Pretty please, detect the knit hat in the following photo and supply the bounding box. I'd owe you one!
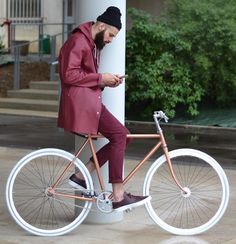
[97,6,122,30]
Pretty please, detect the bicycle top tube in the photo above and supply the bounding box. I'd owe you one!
[77,132,161,139]
[76,111,169,139]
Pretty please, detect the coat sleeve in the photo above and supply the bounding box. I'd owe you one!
[59,37,102,88]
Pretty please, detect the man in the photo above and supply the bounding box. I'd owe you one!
[58,6,151,212]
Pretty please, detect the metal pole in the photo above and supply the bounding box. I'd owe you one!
[38,23,43,59]
[13,46,20,90]
[50,35,56,81]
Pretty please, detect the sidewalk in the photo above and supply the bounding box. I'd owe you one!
[0,114,236,243]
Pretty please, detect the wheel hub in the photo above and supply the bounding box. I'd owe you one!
[45,187,54,197]
[181,187,191,198]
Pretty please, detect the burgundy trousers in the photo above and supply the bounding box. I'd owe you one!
[91,104,131,183]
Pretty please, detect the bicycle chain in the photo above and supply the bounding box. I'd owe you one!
[47,188,108,213]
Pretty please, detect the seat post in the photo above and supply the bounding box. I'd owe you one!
[88,135,106,191]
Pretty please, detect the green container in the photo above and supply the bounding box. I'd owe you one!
[39,34,51,54]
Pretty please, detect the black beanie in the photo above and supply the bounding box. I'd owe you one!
[97,6,122,30]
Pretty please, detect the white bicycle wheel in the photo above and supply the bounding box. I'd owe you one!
[6,148,93,236]
[143,148,229,235]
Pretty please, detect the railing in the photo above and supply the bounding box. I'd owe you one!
[0,32,67,90]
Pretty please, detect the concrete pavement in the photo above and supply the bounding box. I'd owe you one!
[0,114,236,243]
[0,146,236,243]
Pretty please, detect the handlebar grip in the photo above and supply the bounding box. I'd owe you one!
[153,111,169,123]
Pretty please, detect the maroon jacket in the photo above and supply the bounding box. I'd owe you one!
[57,22,103,134]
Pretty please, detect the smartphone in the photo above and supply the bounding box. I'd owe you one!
[119,74,128,79]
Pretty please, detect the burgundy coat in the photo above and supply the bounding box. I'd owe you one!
[57,22,103,134]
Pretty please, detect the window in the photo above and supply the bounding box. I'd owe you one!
[8,0,42,22]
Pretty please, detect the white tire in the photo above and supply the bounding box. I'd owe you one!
[6,148,93,236]
[143,148,229,235]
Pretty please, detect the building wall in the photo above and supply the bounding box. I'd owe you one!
[0,0,64,51]
[14,0,63,39]
[43,0,63,36]
[0,0,165,51]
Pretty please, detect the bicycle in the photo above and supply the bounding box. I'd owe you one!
[5,111,229,237]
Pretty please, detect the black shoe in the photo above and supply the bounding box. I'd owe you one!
[69,174,87,190]
[112,192,151,212]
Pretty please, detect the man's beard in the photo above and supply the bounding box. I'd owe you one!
[94,30,106,50]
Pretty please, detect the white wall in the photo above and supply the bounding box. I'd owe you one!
[43,0,63,36]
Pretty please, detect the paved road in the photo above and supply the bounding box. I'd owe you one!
[0,115,74,151]
[0,114,236,243]
[0,114,235,165]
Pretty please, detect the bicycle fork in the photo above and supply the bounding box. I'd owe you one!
[160,132,188,194]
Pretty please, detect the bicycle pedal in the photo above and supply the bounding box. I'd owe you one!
[81,191,97,198]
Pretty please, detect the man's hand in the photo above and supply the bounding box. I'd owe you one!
[100,73,123,88]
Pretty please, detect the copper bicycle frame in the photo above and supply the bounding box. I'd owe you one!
[49,131,186,202]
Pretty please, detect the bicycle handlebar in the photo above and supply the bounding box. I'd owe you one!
[153,111,169,133]
[153,111,169,123]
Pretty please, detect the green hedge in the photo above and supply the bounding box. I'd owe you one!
[0,36,5,50]
[126,1,236,119]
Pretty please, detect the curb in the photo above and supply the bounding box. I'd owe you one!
[125,120,236,136]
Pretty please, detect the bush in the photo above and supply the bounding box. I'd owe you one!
[165,0,236,107]
[126,2,236,119]
[0,36,5,50]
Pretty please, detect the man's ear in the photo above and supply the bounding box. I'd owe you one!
[98,22,106,31]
